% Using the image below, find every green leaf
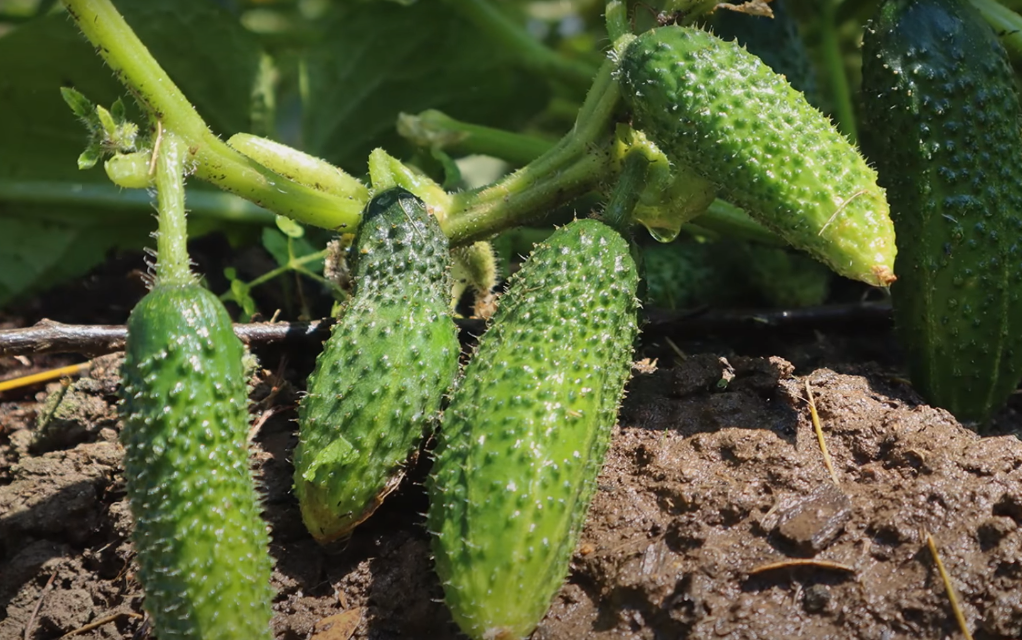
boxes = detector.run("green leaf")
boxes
[303,1,550,171]
[60,87,98,124]
[275,214,305,239]
[0,211,151,308]
[226,270,259,321]
[261,227,291,267]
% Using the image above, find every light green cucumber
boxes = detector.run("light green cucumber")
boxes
[617,26,897,287]
[294,188,460,543]
[428,219,640,640]
[708,0,822,107]
[862,0,1022,422]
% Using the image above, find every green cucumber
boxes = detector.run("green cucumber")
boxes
[708,0,822,107]
[294,188,460,543]
[118,130,273,640]
[642,239,830,310]
[119,284,274,640]
[617,26,897,287]
[427,219,640,640]
[862,0,1022,422]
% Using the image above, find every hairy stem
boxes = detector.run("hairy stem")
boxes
[0,180,276,224]
[62,0,365,230]
[153,127,192,285]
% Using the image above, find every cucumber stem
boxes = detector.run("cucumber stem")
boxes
[444,60,621,243]
[603,148,650,232]
[397,110,554,167]
[61,0,365,230]
[0,180,276,224]
[605,1,632,47]
[819,0,858,143]
[443,0,599,93]
[153,125,192,286]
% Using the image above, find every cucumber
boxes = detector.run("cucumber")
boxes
[862,0,1022,422]
[642,239,831,310]
[617,26,897,287]
[294,188,460,543]
[427,219,640,640]
[119,283,274,640]
[708,0,822,107]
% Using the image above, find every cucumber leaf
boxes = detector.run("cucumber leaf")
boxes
[303,1,550,171]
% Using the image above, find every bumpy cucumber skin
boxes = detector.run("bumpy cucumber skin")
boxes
[428,219,639,640]
[294,188,459,543]
[618,26,897,287]
[862,0,1022,422]
[709,0,821,107]
[119,284,273,640]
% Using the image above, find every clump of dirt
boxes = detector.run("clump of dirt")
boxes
[1,345,1021,639]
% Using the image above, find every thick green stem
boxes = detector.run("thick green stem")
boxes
[443,60,621,243]
[444,148,614,244]
[819,0,858,143]
[0,180,276,224]
[398,110,553,166]
[605,1,632,46]
[603,149,650,232]
[153,128,192,285]
[444,0,599,93]
[62,0,364,231]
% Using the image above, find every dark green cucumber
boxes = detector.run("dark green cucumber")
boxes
[862,0,1022,421]
[119,283,273,640]
[617,26,897,287]
[294,188,459,543]
[708,0,822,107]
[427,219,640,640]
[642,239,830,310]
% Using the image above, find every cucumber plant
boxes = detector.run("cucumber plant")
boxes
[33,0,1022,636]
[118,127,274,639]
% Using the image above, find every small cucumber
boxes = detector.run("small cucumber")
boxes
[708,0,822,107]
[427,219,640,640]
[862,0,1022,421]
[617,26,897,287]
[119,283,274,640]
[294,188,460,543]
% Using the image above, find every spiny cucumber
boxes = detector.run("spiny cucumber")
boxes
[118,129,273,640]
[294,188,460,543]
[708,0,822,107]
[427,219,640,640]
[119,284,274,640]
[862,0,1022,422]
[617,26,897,287]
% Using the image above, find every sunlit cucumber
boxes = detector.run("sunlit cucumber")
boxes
[119,283,274,640]
[862,0,1022,421]
[617,26,897,287]
[294,188,460,543]
[709,0,821,107]
[427,219,640,640]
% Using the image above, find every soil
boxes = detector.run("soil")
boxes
[2,244,1021,640]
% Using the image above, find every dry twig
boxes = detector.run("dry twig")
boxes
[805,379,841,486]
